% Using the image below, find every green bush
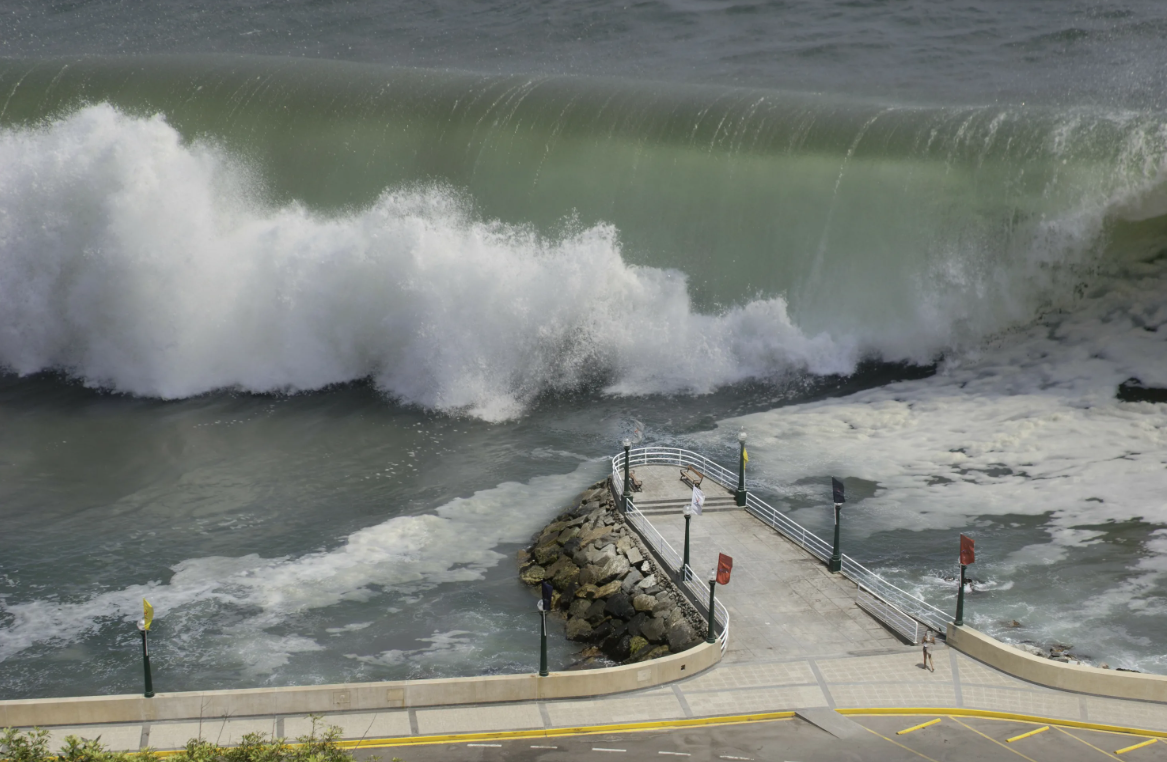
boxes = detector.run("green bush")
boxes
[1,717,398,762]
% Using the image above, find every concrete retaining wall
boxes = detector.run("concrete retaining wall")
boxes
[947,624,1167,703]
[0,640,721,728]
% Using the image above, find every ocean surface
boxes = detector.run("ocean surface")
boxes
[2,1,1167,698]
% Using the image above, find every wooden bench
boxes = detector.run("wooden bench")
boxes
[628,470,643,492]
[680,466,704,489]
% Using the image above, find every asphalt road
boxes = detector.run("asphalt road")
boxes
[355,715,1167,762]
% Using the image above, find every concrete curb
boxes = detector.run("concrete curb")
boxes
[0,640,721,728]
[947,623,1167,702]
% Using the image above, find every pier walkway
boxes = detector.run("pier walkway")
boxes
[10,466,1167,753]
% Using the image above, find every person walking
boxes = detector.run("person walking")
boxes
[922,629,936,672]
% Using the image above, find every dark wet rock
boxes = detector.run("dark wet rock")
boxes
[532,541,560,566]
[584,599,607,623]
[552,561,580,591]
[605,592,636,620]
[630,645,670,663]
[640,615,667,643]
[520,477,704,667]
[621,569,644,593]
[668,619,699,651]
[1118,378,1167,403]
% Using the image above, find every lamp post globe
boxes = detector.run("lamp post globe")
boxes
[621,437,632,514]
[735,429,748,507]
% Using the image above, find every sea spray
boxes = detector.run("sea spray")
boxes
[0,105,856,420]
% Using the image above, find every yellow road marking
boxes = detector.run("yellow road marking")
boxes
[1008,726,1050,743]
[1054,726,1122,761]
[838,707,1167,740]
[897,718,941,735]
[340,713,795,751]
[948,716,1038,762]
[861,726,942,762]
[1116,738,1158,755]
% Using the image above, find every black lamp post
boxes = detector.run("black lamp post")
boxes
[828,477,845,573]
[622,437,632,513]
[734,430,747,506]
[705,566,718,644]
[538,581,552,677]
[136,618,154,698]
[682,502,692,582]
[955,564,967,627]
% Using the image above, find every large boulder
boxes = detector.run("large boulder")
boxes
[578,564,602,586]
[632,594,656,612]
[566,617,593,641]
[620,569,644,593]
[569,598,591,619]
[551,561,580,591]
[594,580,622,598]
[628,636,650,659]
[640,615,667,643]
[519,564,546,584]
[557,526,580,544]
[605,592,636,620]
[610,633,633,661]
[626,612,648,638]
[667,619,700,652]
[532,541,560,566]
[626,546,644,566]
[630,645,669,663]
[597,556,631,585]
[584,599,608,623]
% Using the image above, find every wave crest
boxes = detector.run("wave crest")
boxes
[0,105,855,419]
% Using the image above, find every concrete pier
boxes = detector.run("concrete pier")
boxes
[630,465,901,661]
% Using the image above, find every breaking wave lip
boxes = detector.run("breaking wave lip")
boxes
[0,104,860,421]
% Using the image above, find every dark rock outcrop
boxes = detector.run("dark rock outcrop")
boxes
[518,479,706,666]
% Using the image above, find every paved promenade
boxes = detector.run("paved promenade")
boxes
[12,466,1167,751]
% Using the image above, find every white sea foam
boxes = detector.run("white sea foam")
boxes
[0,461,600,669]
[702,256,1167,669]
[0,105,862,421]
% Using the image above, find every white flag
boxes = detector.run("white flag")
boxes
[690,486,705,516]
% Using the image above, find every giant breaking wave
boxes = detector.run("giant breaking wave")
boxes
[0,105,855,420]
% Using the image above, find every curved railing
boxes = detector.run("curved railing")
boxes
[611,447,952,642]
[608,452,730,653]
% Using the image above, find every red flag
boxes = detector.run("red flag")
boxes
[717,553,733,585]
[960,534,975,566]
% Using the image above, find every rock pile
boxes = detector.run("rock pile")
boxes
[517,479,706,665]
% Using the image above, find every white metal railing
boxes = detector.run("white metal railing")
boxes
[611,447,953,640]
[857,584,922,644]
[610,455,730,653]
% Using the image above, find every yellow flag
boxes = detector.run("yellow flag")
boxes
[143,599,154,631]
[743,448,748,464]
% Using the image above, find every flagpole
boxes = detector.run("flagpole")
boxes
[735,430,747,507]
